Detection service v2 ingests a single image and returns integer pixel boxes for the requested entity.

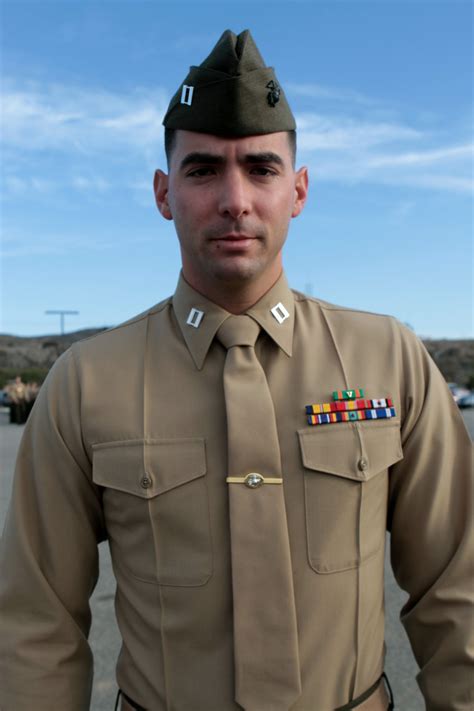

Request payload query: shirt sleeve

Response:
[0,348,106,711]
[387,325,473,711]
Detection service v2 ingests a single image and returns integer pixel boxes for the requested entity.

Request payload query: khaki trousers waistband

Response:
[351,678,390,710]
[120,696,143,711]
[120,677,391,711]
[335,676,392,711]
[118,691,145,711]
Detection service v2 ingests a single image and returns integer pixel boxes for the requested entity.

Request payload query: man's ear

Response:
[291,166,309,219]
[154,170,173,220]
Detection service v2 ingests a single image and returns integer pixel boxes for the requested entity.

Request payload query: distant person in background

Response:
[25,381,40,419]
[0,28,472,711]
[6,375,27,424]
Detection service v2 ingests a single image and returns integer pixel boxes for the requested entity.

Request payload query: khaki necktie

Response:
[217,315,301,711]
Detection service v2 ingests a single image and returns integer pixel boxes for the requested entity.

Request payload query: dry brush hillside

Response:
[0,329,473,389]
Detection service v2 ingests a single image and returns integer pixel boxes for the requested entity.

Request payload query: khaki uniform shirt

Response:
[0,273,472,711]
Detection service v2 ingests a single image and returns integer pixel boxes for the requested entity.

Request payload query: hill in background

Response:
[0,329,473,389]
[0,329,107,387]
[423,339,474,389]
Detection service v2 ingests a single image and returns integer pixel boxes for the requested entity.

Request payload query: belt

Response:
[116,674,394,711]
[335,674,394,710]
[115,690,146,711]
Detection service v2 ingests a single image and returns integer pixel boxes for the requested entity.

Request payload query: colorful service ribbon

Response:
[306,389,396,426]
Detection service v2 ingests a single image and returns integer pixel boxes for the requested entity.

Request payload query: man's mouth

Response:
[210,234,257,248]
[212,233,254,240]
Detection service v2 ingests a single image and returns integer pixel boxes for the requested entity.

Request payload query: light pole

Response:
[45,310,79,335]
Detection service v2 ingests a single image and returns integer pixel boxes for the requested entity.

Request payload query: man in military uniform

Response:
[0,30,472,711]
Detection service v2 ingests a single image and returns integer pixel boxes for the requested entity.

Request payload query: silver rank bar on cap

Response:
[271,302,290,324]
[186,308,204,328]
[180,85,194,106]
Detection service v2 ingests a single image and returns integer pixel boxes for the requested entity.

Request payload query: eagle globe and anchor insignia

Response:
[266,80,281,107]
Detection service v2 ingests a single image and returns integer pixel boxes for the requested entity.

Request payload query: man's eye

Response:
[250,167,277,177]
[187,167,216,177]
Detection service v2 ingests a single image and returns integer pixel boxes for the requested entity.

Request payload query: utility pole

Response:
[45,310,79,335]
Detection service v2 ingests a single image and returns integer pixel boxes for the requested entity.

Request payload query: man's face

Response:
[154,130,308,294]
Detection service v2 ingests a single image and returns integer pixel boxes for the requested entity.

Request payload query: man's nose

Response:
[217,170,251,219]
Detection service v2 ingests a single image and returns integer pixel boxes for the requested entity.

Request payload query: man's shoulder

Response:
[36,297,174,403]
[291,288,424,356]
[70,296,173,361]
[292,288,398,330]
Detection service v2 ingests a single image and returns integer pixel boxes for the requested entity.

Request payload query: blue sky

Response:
[1,0,472,337]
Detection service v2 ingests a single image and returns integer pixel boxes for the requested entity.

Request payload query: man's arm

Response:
[0,348,106,711]
[388,325,473,710]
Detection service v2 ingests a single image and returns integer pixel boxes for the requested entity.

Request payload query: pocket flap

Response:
[298,422,403,481]
[92,438,206,498]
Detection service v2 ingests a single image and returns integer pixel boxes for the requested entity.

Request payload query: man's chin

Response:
[206,257,264,285]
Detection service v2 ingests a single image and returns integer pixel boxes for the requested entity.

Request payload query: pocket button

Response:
[140,475,152,489]
[357,458,368,472]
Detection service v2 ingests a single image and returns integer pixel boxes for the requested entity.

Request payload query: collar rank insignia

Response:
[305,388,396,426]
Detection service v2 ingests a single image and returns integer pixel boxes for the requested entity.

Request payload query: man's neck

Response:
[182,269,283,314]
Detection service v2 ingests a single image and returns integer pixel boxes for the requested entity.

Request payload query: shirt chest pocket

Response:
[298,423,403,574]
[92,438,212,587]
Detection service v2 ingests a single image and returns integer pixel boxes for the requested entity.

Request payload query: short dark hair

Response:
[164,127,177,167]
[287,129,296,167]
[164,128,297,168]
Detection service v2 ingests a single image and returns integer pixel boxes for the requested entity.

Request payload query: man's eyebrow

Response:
[244,152,284,167]
[179,151,285,170]
[179,152,225,169]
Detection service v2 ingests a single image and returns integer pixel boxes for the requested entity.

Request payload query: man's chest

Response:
[84,329,401,587]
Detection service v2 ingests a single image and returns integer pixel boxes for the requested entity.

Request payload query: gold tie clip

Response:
[226,473,283,489]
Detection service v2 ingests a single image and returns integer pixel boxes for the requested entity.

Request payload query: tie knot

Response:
[217,315,260,349]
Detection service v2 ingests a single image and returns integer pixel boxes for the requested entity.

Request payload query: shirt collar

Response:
[172,271,295,370]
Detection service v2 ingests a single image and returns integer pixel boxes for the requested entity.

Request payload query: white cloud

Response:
[286,81,473,194]
[287,82,382,107]
[1,77,472,196]
[367,144,473,168]
[390,201,417,220]
[306,156,473,194]
[0,229,118,258]
[1,225,157,259]
[1,174,112,199]
[3,176,28,195]
[296,112,422,151]
[72,176,111,191]
[295,111,472,194]
[2,175,56,197]
[30,178,56,193]
[1,174,156,205]
[1,79,169,154]
[305,155,473,194]
[390,175,474,193]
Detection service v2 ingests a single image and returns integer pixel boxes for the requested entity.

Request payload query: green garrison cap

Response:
[162,29,296,136]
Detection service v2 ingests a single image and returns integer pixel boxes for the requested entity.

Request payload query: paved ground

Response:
[1,407,473,710]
